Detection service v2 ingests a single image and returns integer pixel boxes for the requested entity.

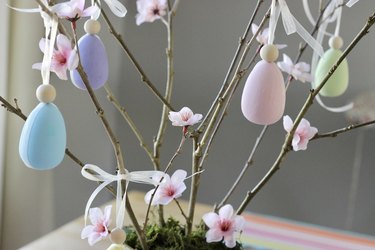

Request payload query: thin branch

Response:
[104,85,155,165]
[143,135,186,230]
[99,9,174,111]
[312,120,375,140]
[174,198,188,221]
[197,0,265,133]
[237,10,375,215]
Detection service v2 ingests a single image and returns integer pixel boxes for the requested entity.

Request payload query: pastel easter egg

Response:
[314,48,349,97]
[70,34,108,90]
[106,244,126,250]
[241,60,285,125]
[19,103,66,170]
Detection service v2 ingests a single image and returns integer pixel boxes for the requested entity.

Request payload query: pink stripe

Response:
[245,227,359,250]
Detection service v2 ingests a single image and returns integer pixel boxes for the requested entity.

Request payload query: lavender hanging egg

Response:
[241,44,285,125]
[19,85,66,170]
[70,20,109,90]
[314,36,349,97]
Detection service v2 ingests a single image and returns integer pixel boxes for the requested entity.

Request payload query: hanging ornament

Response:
[19,85,67,170]
[241,44,285,125]
[70,19,109,90]
[314,35,349,97]
[19,15,67,170]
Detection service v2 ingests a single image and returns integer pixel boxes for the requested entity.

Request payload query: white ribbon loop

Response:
[346,0,360,7]
[81,164,164,229]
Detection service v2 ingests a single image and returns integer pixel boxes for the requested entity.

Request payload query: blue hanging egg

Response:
[70,20,108,90]
[19,102,66,170]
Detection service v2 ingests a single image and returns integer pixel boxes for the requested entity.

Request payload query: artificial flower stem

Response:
[99,8,174,111]
[153,8,175,226]
[197,0,266,134]
[104,85,156,165]
[236,10,375,215]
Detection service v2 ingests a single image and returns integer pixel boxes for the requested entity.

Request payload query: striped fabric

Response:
[240,214,375,250]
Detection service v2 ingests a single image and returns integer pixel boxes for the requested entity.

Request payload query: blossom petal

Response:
[144,189,156,205]
[283,115,293,132]
[205,228,223,243]
[187,113,203,126]
[88,232,102,246]
[52,66,68,80]
[224,235,236,248]
[233,215,246,231]
[56,34,72,53]
[67,50,79,70]
[202,212,220,228]
[277,61,292,74]
[88,207,104,225]
[81,225,94,239]
[32,62,42,70]
[251,23,259,36]
[39,38,47,53]
[283,54,293,65]
[219,204,234,220]
[82,5,100,17]
[171,170,187,184]
[103,205,112,223]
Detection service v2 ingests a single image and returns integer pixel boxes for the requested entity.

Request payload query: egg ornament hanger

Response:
[241,0,323,125]
[304,0,353,112]
[19,16,67,170]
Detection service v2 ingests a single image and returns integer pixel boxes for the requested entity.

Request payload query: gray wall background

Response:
[6,0,375,248]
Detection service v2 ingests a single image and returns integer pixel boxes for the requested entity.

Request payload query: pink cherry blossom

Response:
[144,169,187,205]
[283,115,318,151]
[277,54,313,83]
[251,24,287,49]
[81,205,112,246]
[202,204,245,248]
[136,0,168,26]
[33,34,79,80]
[168,107,203,127]
[52,0,99,21]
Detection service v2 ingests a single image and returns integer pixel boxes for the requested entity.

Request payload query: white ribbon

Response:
[269,0,323,57]
[81,164,164,229]
[41,11,58,85]
[346,0,360,7]
[92,0,127,19]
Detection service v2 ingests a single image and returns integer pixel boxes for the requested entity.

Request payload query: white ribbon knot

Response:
[82,164,164,229]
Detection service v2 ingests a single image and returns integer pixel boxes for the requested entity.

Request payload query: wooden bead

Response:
[260,44,279,62]
[36,84,56,103]
[110,228,126,244]
[84,19,101,35]
[329,36,343,50]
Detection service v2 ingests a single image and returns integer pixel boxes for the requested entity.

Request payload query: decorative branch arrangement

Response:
[2,0,375,249]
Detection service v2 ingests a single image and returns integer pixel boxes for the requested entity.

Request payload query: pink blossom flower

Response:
[136,0,168,26]
[168,107,203,127]
[251,24,287,49]
[52,0,99,21]
[283,115,318,151]
[202,204,245,248]
[81,205,112,246]
[144,170,187,205]
[33,34,79,80]
[277,54,313,83]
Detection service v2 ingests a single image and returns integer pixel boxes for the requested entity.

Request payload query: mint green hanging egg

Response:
[314,36,349,97]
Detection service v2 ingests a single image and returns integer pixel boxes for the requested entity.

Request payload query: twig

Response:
[143,135,186,230]
[104,85,155,165]
[236,10,375,215]
[186,136,200,235]
[197,0,265,133]
[174,198,188,221]
[312,120,375,140]
[99,9,174,111]
[152,5,176,226]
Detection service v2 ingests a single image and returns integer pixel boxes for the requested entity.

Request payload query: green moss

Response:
[125,218,242,250]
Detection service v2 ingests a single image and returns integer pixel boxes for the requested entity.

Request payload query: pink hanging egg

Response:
[241,45,285,125]
[70,20,108,90]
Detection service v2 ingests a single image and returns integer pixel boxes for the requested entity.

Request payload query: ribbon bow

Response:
[268,0,324,57]
[92,0,127,19]
[82,164,164,229]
